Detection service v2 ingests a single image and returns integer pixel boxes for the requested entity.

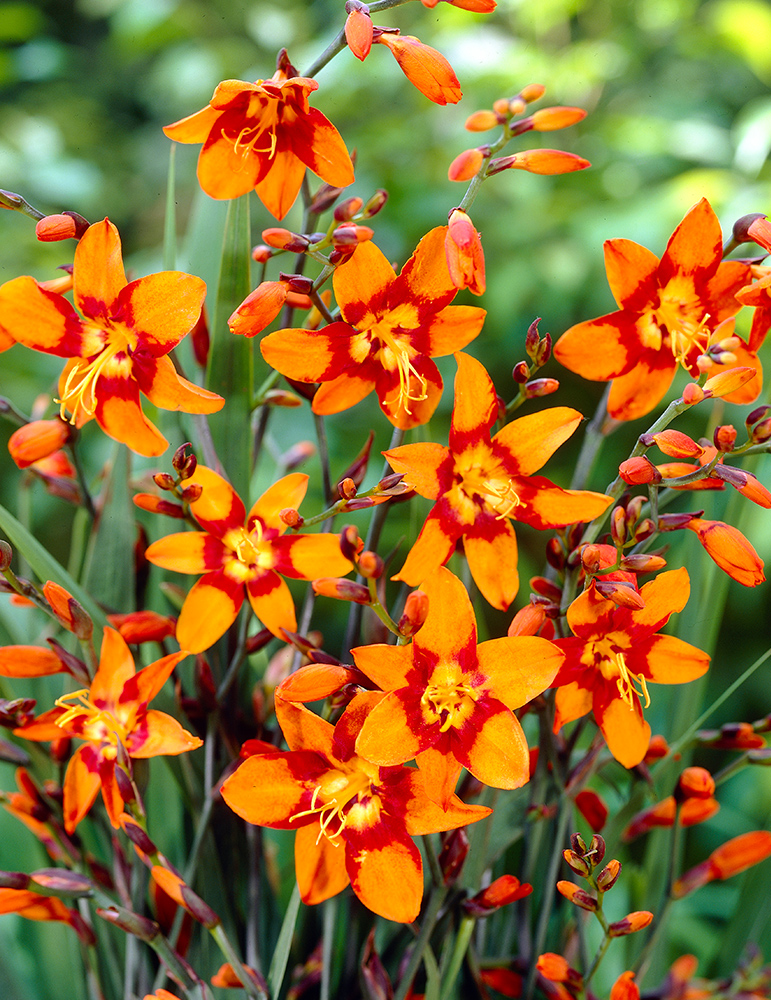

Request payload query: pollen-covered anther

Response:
[380,333,428,415]
[230,124,277,165]
[604,651,650,710]
[54,689,129,748]
[289,766,375,845]
[421,677,479,732]
[56,342,126,422]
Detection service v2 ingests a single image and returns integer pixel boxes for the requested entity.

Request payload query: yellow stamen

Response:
[230,125,277,167]
[379,331,428,416]
[289,767,374,846]
[480,478,521,519]
[608,651,651,711]
[54,689,129,745]
[421,677,479,732]
[55,342,124,423]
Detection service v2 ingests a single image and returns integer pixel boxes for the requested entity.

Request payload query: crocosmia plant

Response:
[1,2,771,999]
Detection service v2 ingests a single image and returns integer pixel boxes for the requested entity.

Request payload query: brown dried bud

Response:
[172,442,197,480]
[563,849,591,877]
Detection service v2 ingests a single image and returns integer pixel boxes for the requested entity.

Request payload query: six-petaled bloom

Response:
[144,467,354,653]
[0,219,223,456]
[384,352,613,608]
[14,628,201,832]
[554,198,758,421]
[221,696,491,922]
[353,567,564,807]
[550,568,710,768]
[260,228,486,429]
[163,49,354,219]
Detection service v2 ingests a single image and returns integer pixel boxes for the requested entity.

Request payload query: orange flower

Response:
[683,517,765,586]
[384,353,612,608]
[673,831,771,897]
[163,50,354,219]
[353,567,564,806]
[14,628,201,832]
[554,199,757,421]
[145,467,354,653]
[221,696,490,922]
[0,888,92,941]
[611,972,640,1000]
[552,568,710,768]
[0,219,222,456]
[261,228,485,429]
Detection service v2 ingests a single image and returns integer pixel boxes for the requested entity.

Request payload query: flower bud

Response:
[107,610,176,644]
[488,149,590,176]
[580,544,602,574]
[713,423,737,453]
[438,828,469,885]
[646,429,702,458]
[279,507,303,528]
[35,212,89,242]
[463,875,532,916]
[512,361,529,383]
[0,540,12,571]
[251,244,272,263]
[519,83,546,103]
[465,109,501,131]
[556,880,597,911]
[312,578,371,604]
[525,377,559,398]
[751,417,771,443]
[133,494,185,518]
[677,766,715,801]
[97,905,159,942]
[492,97,510,116]
[261,228,309,252]
[153,473,176,491]
[171,443,197,480]
[42,581,93,640]
[608,910,653,937]
[334,196,364,222]
[563,849,591,877]
[596,858,621,891]
[448,147,485,181]
[361,188,388,218]
[358,550,383,579]
[8,419,71,469]
[570,832,588,855]
[682,382,705,405]
[121,817,156,855]
[345,4,373,60]
[529,106,587,131]
[589,834,606,864]
[536,953,583,989]
[339,525,363,562]
[702,367,756,397]
[746,215,771,253]
[398,590,429,636]
[179,483,202,504]
[332,224,374,247]
[618,553,667,573]
[732,212,768,246]
[619,456,662,485]
[507,602,546,637]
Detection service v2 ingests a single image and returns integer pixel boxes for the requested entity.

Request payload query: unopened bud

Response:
[703,367,757,397]
[536,332,552,365]
[525,317,541,358]
[121,817,156,854]
[8,418,71,468]
[279,508,302,528]
[264,389,303,407]
[519,83,546,103]
[570,832,588,855]
[153,472,176,491]
[171,443,197,480]
[313,578,371,604]
[619,456,662,485]
[439,828,469,885]
[261,228,309,252]
[563,849,591,877]
[618,554,667,573]
[179,483,202,504]
[339,525,363,561]
[0,870,31,889]
[596,581,646,608]
[398,590,429,636]
[556,880,597,911]
[251,244,272,262]
[733,212,769,247]
[682,382,705,405]
[97,905,159,941]
[448,147,486,182]
[507,602,546,637]
[35,212,89,242]
[334,196,364,221]
[338,477,358,500]
[676,766,715,801]
[596,858,621,891]
[611,506,627,545]
[361,188,388,218]
[529,106,587,131]
[580,544,602,574]
[42,581,93,640]
[493,97,511,116]
[714,424,737,452]
[530,576,562,602]
[589,834,606,864]
[358,550,383,579]
[751,417,771,443]
[525,377,559,398]
[634,517,657,541]
[608,910,654,937]
[512,361,529,383]
[332,224,374,247]
[465,109,501,131]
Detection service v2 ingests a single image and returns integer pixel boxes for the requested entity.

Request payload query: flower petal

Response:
[383,442,451,500]
[130,710,203,758]
[246,572,297,637]
[607,353,677,421]
[295,821,350,904]
[62,744,102,833]
[247,473,308,533]
[176,572,244,653]
[633,634,709,684]
[464,525,520,611]
[94,381,169,457]
[188,465,246,537]
[494,406,584,477]
[355,690,435,765]
[273,533,354,579]
[116,272,206,355]
[413,566,477,662]
[254,145,307,220]
[393,508,458,587]
[596,689,651,768]
[132,354,224,414]
[145,532,223,574]
[345,822,424,922]
[0,276,100,357]
[335,241,396,326]
[91,627,136,707]
[0,646,66,677]
[454,700,531,789]
[604,238,660,309]
[221,751,326,827]
[74,219,126,320]
[477,636,564,709]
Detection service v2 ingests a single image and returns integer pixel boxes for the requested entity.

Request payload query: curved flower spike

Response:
[385,352,612,608]
[14,628,200,832]
[221,695,490,922]
[261,228,485,429]
[163,52,354,218]
[554,199,757,421]
[0,219,223,456]
[551,568,710,768]
[145,467,354,652]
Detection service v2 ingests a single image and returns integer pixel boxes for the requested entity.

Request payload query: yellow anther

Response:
[379,332,428,416]
[55,342,124,423]
[421,679,479,732]
[610,651,651,711]
[289,768,373,845]
[231,126,277,166]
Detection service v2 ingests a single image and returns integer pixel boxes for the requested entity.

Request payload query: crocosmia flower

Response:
[261,228,485,429]
[14,628,201,832]
[353,567,564,806]
[551,568,710,768]
[163,49,354,219]
[221,696,491,922]
[0,219,223,456]
[385,352,613,608]
[145,467,354,653]
[554,199,757,421]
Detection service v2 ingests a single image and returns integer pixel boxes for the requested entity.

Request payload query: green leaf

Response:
[0,502,107,629]
[205,193,254,500]
[267,882,301,1000]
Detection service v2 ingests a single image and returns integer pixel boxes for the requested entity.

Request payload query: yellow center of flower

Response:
[229,124,277,166]
[54,689,133,757]
[55,339,129,424]
[643,276,711,368]
[289,758,380,845]
[421,662,480,732]
[454,448,521,520]
[376,327,428,416]
[223,523,276,582]
[590,641,651,712]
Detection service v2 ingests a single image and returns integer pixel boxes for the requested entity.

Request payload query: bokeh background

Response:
[1,0,771,996]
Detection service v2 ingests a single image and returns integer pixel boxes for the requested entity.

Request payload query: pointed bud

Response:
[536,953,583,989]
[702,367,756,397]
[35,212,89,241]
[556,880,597,910]
[465,109,502,131]
[596,858,621,891]
[261,228,309,252]
[519,83,546,102]
[345,5,373,61]
[618,554,667,573]
[647,429,702,458]
[42,581,93,640]
[334,196,364,222]
[398,590,429,636]
[525,377,559,398]
[375,32,462,106]
[619,456,662,485]
[313,578,371,604]
[8,419,71,469]
[507,602,546,637]
[563,849,591,877]
[529,106,587,131]
[676,767,715,801]
[97,905,159,942]
[489,149,590,175]
[608,911,654,937]
[361,188,388,218]
[438,828,469,885]
[448,147,485,181]
[121,817,156,855]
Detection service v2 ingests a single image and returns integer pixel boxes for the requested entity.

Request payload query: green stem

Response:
[303,0,416,77]
[439,915,475,998]
[583,932,612,986]
[393,885,448,1000]
[210,923,268,1000]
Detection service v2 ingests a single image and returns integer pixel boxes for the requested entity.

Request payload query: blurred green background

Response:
[1,0,771,996]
